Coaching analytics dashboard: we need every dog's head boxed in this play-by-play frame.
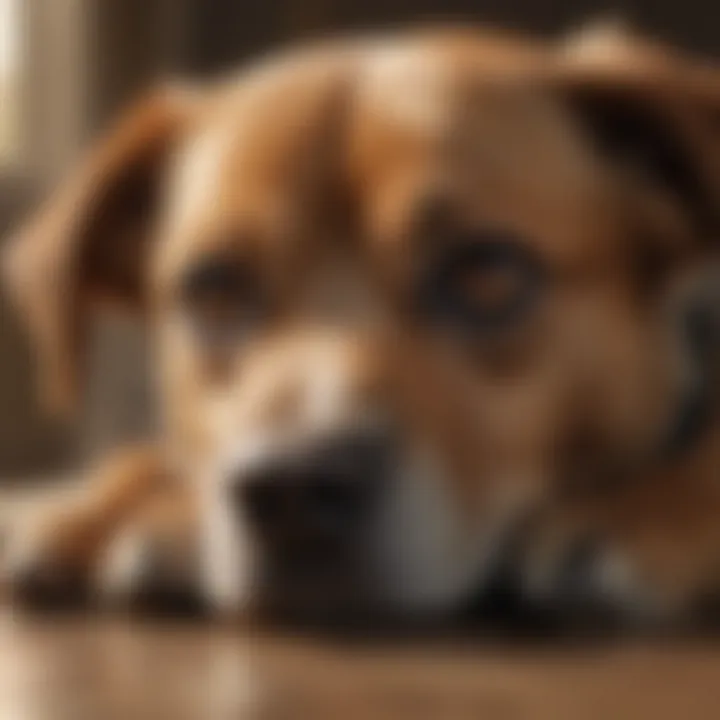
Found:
[4,27,719,623]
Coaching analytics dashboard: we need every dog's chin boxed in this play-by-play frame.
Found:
[239,544,476,633]
[253,579,475,637]
[246,537,507,634]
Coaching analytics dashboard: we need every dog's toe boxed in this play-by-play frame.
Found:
[128,568,207,618]
[2,515,97,613]
[11,562,92,612]
[98,526,206,618]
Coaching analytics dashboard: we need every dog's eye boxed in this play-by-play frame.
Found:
[420,237,544,333]
[180,258,264,341]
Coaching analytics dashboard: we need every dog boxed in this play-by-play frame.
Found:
[1,24,718,627]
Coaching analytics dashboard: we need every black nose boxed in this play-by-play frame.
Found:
[233,431,392,548]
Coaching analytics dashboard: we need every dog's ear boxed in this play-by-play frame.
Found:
[557,24,719,257]
[2,86,198,415]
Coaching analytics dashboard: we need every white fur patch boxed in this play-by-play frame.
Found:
[374,450,501,614]
[199,472,257,615]
[97,528,147,600]
[164,125,236,241]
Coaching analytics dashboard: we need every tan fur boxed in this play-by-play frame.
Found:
[4,446,170,579]
[2,26,719,623]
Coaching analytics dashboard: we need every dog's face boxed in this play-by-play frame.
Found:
[4,29,719,623]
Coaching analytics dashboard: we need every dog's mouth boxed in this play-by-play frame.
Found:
[251,521,378,625]
[241,484,526,629]
[250,510,571,636]
[221,434,607,630]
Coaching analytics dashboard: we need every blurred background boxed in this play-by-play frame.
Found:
[0,0,718,480]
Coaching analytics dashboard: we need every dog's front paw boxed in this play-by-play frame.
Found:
[2,503,101,612]
[98,516,206,618]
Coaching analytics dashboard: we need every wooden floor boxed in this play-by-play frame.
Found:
[1,608,720,720]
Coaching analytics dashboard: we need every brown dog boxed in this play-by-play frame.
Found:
[2,25,718,626]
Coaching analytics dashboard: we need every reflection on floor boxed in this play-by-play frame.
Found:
[1,608,720,720]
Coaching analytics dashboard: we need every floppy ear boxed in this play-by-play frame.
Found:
[1,87,197,415]
[558,25,720,257]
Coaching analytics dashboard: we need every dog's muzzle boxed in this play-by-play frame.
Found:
[229,429,395,616]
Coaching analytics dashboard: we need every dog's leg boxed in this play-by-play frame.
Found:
[522,431,720,628]
[97,480,206,616]
[2,444,188,610]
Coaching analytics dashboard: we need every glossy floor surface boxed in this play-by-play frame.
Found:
[1,608,720,720]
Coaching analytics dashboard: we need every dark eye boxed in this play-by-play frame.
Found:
[180,258,264,340]
[420,236,545,333]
